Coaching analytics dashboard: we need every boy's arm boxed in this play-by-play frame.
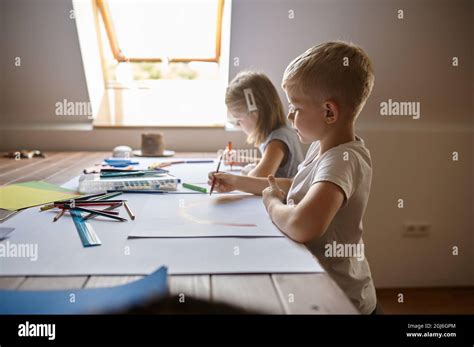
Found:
[263,176,345,243]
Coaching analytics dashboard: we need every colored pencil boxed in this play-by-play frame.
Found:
[53,209,65,222]
[68,206,127,222]
[228,141,233,171]
[89,192,123,201]
[123,202,135,220]
[74,192,109,201]
[41,192,124,212]
[209,153,224,196]
[54,202,124,207]
[59,205,120,216]
[182,183,207,194]
[82,203,123,221]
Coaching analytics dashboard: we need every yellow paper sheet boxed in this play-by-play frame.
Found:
[0,185,81,211]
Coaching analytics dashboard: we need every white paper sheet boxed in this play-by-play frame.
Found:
[128,193,284,238]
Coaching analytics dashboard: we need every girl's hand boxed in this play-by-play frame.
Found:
[208,172,238,193]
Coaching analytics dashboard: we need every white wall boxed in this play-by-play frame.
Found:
[1,0,92,130]
[0,0,472,287]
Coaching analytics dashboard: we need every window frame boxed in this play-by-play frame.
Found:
[95,0,225,64]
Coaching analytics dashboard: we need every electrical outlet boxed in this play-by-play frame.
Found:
[402,223,431,237]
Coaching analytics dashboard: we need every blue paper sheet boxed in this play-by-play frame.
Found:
[0,266,167,314]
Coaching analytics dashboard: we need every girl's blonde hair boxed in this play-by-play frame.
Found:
[225,71,287,146]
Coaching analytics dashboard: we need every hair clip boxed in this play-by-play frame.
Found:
[288,104,296,115]
[243,88,258,112]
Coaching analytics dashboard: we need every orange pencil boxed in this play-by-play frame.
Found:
[228,141,233,170]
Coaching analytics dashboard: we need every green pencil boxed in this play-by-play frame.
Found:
[182,183,207,193]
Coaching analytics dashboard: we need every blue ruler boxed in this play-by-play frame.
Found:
[70,209,101,247]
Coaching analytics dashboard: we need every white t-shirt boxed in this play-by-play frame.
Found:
[287,136,376,314]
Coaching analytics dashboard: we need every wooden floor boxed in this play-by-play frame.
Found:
[0,151,358,314]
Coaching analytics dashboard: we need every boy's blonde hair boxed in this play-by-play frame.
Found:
[226,71,287,146]
[282,41,375,119]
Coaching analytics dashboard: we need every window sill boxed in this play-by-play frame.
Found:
[94,80,227,127]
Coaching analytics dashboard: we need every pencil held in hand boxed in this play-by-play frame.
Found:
[209,173,218,195]
[209,153,224,196]
[207,172,237,194]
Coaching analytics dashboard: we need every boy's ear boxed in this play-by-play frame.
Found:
[324,101,339,124]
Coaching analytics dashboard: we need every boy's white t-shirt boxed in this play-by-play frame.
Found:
[287,136,376,314]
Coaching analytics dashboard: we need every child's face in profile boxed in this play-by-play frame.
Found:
[230,109,258,136]
[285,89,327,144]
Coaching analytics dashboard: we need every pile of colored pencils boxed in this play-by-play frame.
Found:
[40,192,135,222]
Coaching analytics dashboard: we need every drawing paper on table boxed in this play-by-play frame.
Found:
[128,194,284,238]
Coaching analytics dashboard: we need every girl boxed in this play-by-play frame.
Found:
[225,71,303,178]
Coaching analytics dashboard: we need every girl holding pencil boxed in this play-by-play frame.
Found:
[225,71,303,178]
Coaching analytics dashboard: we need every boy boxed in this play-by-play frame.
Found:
[209,41,377,314]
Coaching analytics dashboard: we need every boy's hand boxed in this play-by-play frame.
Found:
[262,175,286,212]
[208,172,238,193]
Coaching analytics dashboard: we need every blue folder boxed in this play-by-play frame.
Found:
[0,267,167,314]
